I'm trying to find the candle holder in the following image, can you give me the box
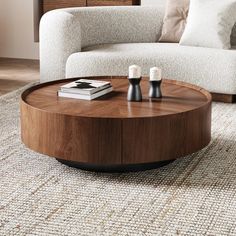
[127,78,142,102]
[149,80,162,98]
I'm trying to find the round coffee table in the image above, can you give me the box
[20,76,212,172]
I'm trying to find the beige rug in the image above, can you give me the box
[1,84,236,236]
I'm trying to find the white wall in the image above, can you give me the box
[0,0,39,59]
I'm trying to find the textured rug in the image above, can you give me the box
[1,84,236,236]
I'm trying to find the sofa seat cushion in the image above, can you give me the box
[66,43,236,94]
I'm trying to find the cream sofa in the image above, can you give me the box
[40,6,236,95]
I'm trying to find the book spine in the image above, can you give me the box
[58,91,92,100]
[58,86,113,100]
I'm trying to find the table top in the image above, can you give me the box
[21,76,212,119]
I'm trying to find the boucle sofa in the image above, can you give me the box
[40,6,236,99]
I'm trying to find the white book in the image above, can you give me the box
[61,79,111,95]
[58,86,113,100]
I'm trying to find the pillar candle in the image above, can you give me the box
[129,65,141,79]
[150,67,162,81]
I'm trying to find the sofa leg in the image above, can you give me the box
[211,93,236,103]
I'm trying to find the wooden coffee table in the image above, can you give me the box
[20,76,212,172]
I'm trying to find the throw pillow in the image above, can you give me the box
[159,0,190,43]
[231,23,236,46]
[179,0,236,49]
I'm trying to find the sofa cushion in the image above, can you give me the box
[66,43,236,94]
[159,0,189,43]
[179,0,236,49]
[232,24,236,46]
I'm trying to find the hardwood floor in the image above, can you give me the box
[0,58,39,96]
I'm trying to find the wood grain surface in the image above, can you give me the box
[43,0,86,12]
[21,77,212,167]
[43,0,140,12]
[211,93,236,103]
[87,0,140,6]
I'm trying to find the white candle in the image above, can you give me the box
[150,67,162,81]
[129,65,141,79]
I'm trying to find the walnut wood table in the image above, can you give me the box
[20,77,212,172]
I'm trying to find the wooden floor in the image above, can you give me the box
[0,58,39,96]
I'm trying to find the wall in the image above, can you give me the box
[0,0,40,59]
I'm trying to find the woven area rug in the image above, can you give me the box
[1,84,236,236]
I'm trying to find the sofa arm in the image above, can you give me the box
[40,6,164,82]
[40,10,82,82]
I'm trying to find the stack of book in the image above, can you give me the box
[58,79,113,100]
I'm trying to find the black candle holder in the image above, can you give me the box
[149,80,162,98]
[127,78,142,102]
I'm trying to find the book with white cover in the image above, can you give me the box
[61,79,111,95]
[58,86,113,100]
